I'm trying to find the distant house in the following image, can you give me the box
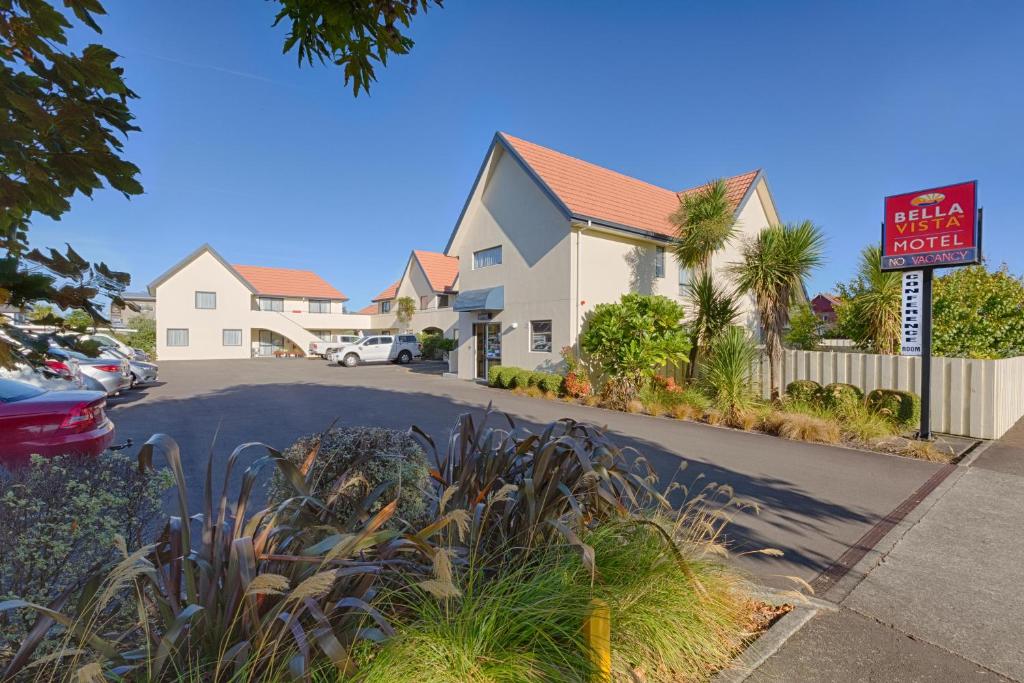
[110,292,155,327]
[148,244,368,360]
[811,293,840,326]
[363,250,459,335]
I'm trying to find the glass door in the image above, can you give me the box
[474,322,501,379]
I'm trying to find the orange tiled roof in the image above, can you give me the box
[232,264,347,300]
[413,251,459,293]
[371,280,399,302]
[500,133,759,238]
[356,303,377,315]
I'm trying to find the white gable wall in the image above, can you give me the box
[449,145,573,378]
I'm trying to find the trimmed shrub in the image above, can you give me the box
[785,379,821,404]
[508,369,533,389]
[0,453,172,648]
[818,382,864,415]
[268,427,430,525]
[527,371,547,388]
[537,373,564,395]
[866,389,921,426]
[487,364,505,387]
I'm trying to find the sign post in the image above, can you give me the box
[882,180,980,441]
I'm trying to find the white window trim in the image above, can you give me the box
[222,329,242,346]
[655,246,666,279]
[529,320,553,354]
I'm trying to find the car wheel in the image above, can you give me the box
[397,350,412,364]
[343,354,359,367]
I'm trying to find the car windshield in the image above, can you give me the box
[0,378,45,403]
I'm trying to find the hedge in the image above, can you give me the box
[818,383,864,415]
[785,380,821,404]
[866,389,921,426]
[488,366,564,395]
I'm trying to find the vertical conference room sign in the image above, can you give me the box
[881,180,979,271]
[900,270,923,356]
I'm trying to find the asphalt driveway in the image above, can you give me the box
[108,359,943,588]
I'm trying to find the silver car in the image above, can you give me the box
[48,347,131,396]
[99,347,158,387]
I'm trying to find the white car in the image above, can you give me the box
[329,334,422,367]
[309,335,361,358]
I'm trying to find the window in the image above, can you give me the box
[530,320,552,353]
[362,337,378,346]
[438,294,450,308]
[379,336,394,345]
[195,291,216,309]
[399,335,417,343]
[258,297,283,312]
[379,300,391,313]
[655,247,665,279]
[473,245,502,269]
[420,295,429,310]
[308,299,331,313]
[312,330,332,341]
[167,328,189,347]
[678,265,689,296]
[222,329,242,346]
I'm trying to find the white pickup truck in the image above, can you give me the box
[308,335,362,358]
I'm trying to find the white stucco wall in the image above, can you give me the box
[448,145,572,378]
[154,250,371,360]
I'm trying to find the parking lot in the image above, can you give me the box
[108,358,944,587]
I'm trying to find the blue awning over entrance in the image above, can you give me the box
[453,286,504,312]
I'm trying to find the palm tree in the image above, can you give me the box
[837,245,901,354]
[685,271,740,362]
[669,179,737,276]
[669,178,739,376]
[730,221,826,399]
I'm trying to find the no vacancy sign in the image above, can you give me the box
[882,180,979,271]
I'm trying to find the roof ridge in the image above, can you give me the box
[676,168,761,197]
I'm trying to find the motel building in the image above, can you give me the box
[146,132,777,376]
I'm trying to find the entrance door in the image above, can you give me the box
[473,322,501,379]
[258,330,285,356]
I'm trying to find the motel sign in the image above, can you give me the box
[881,180,979,271]
[881,180,982,440]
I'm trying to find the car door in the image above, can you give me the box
[376,336,396,361]
[358,337,382,362]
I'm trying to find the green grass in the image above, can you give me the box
[580,521,750,682]
[358,556,595,683]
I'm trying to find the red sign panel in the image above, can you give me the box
[882,180,979,270]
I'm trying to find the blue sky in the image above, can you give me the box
[34,0,1024,309]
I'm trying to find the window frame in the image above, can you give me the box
[655,246,665,279]
[379,300,391,313]
[195,291,217,309]
[529,320,553,354]
[473,245,502,270]
[308,299,331,314]
[222,329,242,346]
[678,264,689,296]
[258,297,284,312]
[419,295,429,310]
[166,328,189,347]
[437,294,450,308]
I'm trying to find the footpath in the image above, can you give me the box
[745,417,1024,682]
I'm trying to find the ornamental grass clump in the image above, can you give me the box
[700,326,760,420]
[358,555,595,683]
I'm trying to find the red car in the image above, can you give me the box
[0,378,114,467]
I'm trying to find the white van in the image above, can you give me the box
[328,334,422,367]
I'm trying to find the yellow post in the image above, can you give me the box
[584,597,611,682]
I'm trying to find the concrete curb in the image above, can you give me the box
[957,437,995,468]
[712,598,834,683]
